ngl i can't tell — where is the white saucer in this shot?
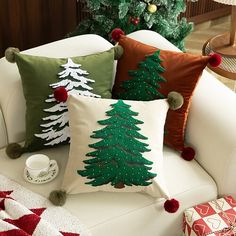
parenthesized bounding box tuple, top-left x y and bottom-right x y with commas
(24, 162, 59, 184)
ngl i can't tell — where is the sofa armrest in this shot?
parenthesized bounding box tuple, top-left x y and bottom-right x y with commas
(186, 70, 236, 197)
(127, 30, 181, 52)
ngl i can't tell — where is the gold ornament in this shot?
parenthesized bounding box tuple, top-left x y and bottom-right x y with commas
(147, 4, 157, 14)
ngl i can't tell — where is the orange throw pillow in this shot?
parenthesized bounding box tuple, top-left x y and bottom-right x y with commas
(112, 35, 211, 157)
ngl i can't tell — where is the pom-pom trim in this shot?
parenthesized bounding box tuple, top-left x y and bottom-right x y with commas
(111, 28, 125, 42)
(181, 146, 195, 161)
(49, 190, 67, 206)
(5, 47, 20, 63)
(5, 143, 24, 159)
(208, 53, 222, 67)
(114, 45, 124, 60)
(164, 198, 180, 213)
(53, 87, 68, 103)
(167, 91, 184, 110)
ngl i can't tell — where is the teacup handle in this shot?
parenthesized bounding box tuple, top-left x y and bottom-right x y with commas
(38, 160, 57, 177)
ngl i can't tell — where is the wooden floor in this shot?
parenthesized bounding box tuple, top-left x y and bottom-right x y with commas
(184, 16, 235, 90)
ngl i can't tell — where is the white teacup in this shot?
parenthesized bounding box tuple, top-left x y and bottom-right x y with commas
(25, 154, 57, 178)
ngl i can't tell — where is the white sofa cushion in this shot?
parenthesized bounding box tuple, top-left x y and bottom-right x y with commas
(0, 145, 217, 235)
(0, 107, 7, 148)
(61, 94, 169, 197)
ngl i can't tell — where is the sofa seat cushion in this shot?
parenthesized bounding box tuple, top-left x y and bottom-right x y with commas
(0, 145, 217, 235)
(0, 108, 7, 149)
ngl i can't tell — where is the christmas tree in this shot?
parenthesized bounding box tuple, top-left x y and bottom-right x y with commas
(70, 0, 193, 50)
(35, 58, 100, 146)
(118, 50, 166, 100)
(78, 100, 156, 189)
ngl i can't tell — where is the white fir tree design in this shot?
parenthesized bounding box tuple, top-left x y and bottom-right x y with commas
(35, 58, 101, 146)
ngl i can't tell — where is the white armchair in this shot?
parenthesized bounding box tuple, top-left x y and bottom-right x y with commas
(0, 30, 235, 236)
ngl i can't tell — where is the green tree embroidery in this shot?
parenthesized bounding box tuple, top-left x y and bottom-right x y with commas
(78, 100, 156, 189)
(119, 50, 166, 101)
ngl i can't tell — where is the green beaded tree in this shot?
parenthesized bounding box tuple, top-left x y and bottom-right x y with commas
(119, 50, 166, 101)
(69, 0, 193, 51)
(78, 100, 156, 189)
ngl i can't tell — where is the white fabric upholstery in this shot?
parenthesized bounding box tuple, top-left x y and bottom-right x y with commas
(186, 70, 236, 197)
(0, 61, 26, 143)
(0, 30, 235, 235)
(0, 34, 115, 144)
(0, 145, 217, 236)
(0, 107, 7, 148)
(127, 30, 181, 52)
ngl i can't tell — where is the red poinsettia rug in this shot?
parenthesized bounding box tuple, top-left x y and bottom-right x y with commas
(0, 174, 91, 236)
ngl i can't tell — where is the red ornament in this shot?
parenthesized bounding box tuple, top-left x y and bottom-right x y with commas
(181, 147, 195, 161)
(111, 28, 125, 42)
(164, 198, 180, 213)
(53, 87, 68, 102)
(130, 17, 140, 26)
(208, 53, 222, 67)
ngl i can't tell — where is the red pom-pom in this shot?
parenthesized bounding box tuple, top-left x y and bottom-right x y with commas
(208, 53, 222, 67)
(181, 147, 195, 161)
(164, 199, 179, 213)
(54, 87, 68, 102)
(111, 28, 125, 42)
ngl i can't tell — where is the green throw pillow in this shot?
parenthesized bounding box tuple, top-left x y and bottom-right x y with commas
(14, 48, 115, 152)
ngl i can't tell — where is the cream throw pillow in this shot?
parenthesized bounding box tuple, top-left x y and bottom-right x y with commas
(61, 94, 170, 198)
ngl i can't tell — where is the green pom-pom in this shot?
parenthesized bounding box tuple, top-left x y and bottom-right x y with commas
(5, 47, 20, 63)
(114, 45, 124, 60)
(5, 143, 24, 159)
(167, 91, 184, 110)
(49, 190, 67, 206)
